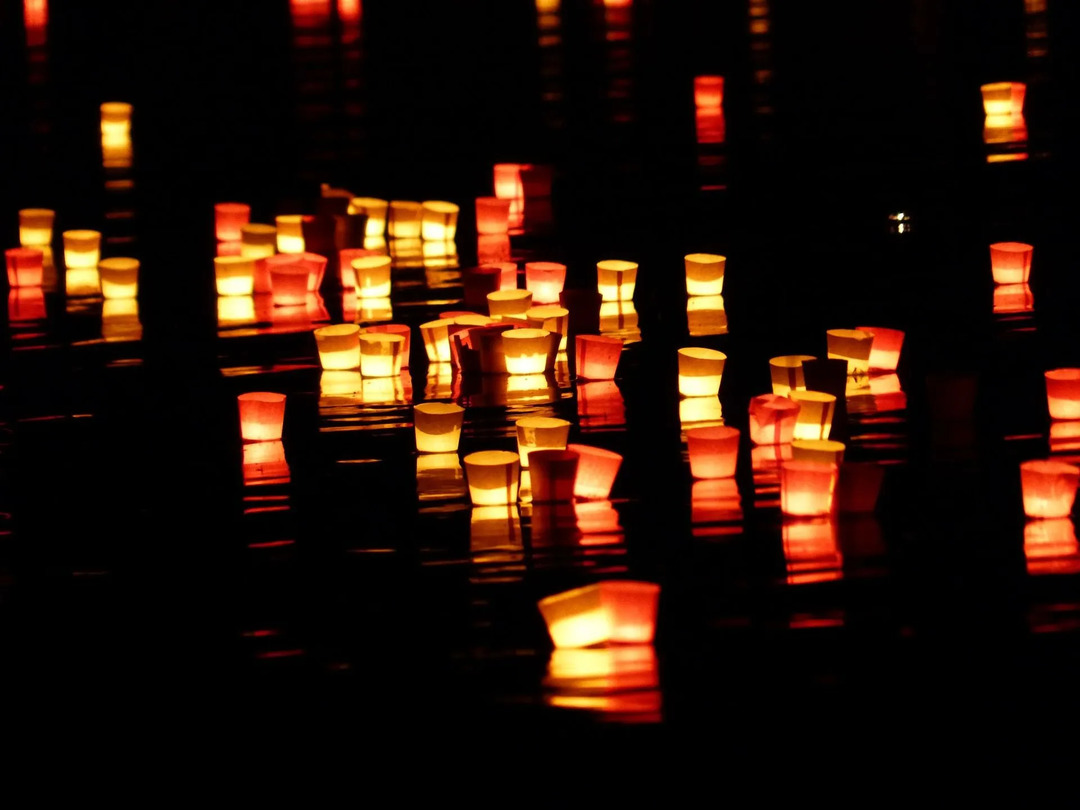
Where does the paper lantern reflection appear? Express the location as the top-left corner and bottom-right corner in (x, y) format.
(530, 449), (580, 503)
(780, 460), (838, 517)
(420, 201), (459, 241)
(388, 201), (423, 238)
(544, 645), (658, 693)
(694, 75), (724, 109)
(214, 256), (255, 296)
(1021, 460), (1079, 519)
(8, 288), (46, 322)
(18, 208), (54, 247)
(1046, 369), (1080, 421)
(416, 453), (466, 502)
(597, 260), (638, 302)
(503, 329), (558, 374)
(525, 262), (567, 304)
(475, 197), (511, 235)
(748, 393), (800, 445)
(351, 255), (392, 298)
(525, 305), (568, 350)
(214, 203), (250, 242)
(358, 332), (404, 377)
(679, 396), (724, 429)
(98, 257), (139, 299)
(463, 450), (521, 505)
(769, 355), (814, 396)
(575, 335), (622, 380)
(578, 380), (627, 429)
(493, 163), (525, 229)
(101, 299), (141, 341)
(677, 347), (726, 397)
(789, 390), (836, 440)
(1024, 519), (1080, 576)
(100, 102), (132, 143)
(413, 402), (464, 453)
(242, 440), (290, 485)
(5, 248), (44, 287)
(488, 289), (533, 319)
(989, 242), (1033, 285)
(566, 443), (622, 500)
(240, 224), (277, 260)
(686, 426), (740, 478)
(826, 329), (874, 375)
(319, 370), (363, 398)
(238, 392), (286, 442)
(217, 295), (256, 327)
(981, 81), (1025, 117)
(855, 325), (904, 373)
(538, 581), (660, 648)
(791, 439), (845, 466)
(314, 324), (361, 370)
(516, 416), (571, 469)
(686, 295), (728, 337)
(684, 253), (725, 296)
(477, 234), (511, 265)
(356, 296), (393, 323)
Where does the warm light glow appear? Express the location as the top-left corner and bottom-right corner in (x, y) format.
(791, 439), (845, 466)
(18, 208), (54, 248)
(993, 283), (1034, 314)
(299, 252), (327, 293)
(516, 416), (571, 470)
(578, 380), (626, 428)
(769, 354), (815, 396)
(5, 248), (44, 288)
(575, 334), (622, 380)
(781, 460), (838, 517)
(525, 261), (567, 304)
(503, 328), (558, 374)
(538, 581), (660, 649)
(24, 0), (48, 45)
(826, 328), (874, 375)
(413, 402), (464, 453)
(475, 197), (511, 235)
(101, 298), (141, 341)
(214, 203), (250, 242)
(1046, 369), (1080, 421)
(678, 347), (726, 397)
(266, 254), (309, 306)
(357, 296), (393, 323)
(416, 452), (466, 502)
(565, 443), (622, 500)
(240, 224), (277, 260)
(783, 518), (842, 584)
(314, 324), (361, 370)
(388, 201), (423, 239)
(526, 305), (569, 350)
(789, 390), (836, 441)
(493, 164), (526, 229)
(989, 242), (1033, 285)
(530, 449), (580, 503)
(242, 440), (289, 485)
(463, 450), (521, 505)
(348, 198), (388, 237)
(691, 478), (743, 526)
(63, 230), (102, 297)
(358, 332), (404, 377)
(477, 234), (512, 265)
(214, 256), (255, 296)
(336, 248), (374, 290)
(981, 81), (1026, 117)
(856, 325), (904, 373)
(1024, 519), (1080, 576)
(238, 392), (286, 442)
(274, 215), (306, 254)
(420, 201), (459, 241)
(694, 75), (724, 109)
(686, 295), (728, 337)
(1021, 460), (1080, 519)
(362, 324), (410, 368)
(679, 396), (724, 429)
(487, 289), (533, 319)
(8, 288), (45, 322)
(684, 253), (725, 296)
(338, 0), (361, 22)
(352, 254), (392, 298)
(360, 374), (409, 405)
(98, 257), (139, 300)
(217, 295), (256, 327)
(544, 645), (657, 693)
(748, 393), (800, 445)
(686, 426), (740, 478)
(597, 260), (638, 302)
(100, 102), (132, 145)
(420, 319), (454, 363)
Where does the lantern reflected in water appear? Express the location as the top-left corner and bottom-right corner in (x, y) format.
(475, 197), (511, 235)
(576, 335), (622, 380)
(420, 201), (459, 241)
(413, 402), (464, 453)
(1024, 519), (1080, 576)
(242, 440), (290, 485)
(9, 288), (46, 322)
(214, 203), (250, 242)
(477, 234), (511, 265)
(783, 518), (842, 584)
(352, 255), (392, 298)
(488, 289), (533, 319)
(516, 416), (570, 472)
(981, 81), (1025, 117)
(363, 324), (410, 368)
(98, 257), (139, 299)
(63, 230), (102, 297)
(493, 163), (525, 229)
(525, 261), (567, 304)
(1021, 460), (1079, 519)
(694, 75), (724, 109)
(240, 224), (277, 260)
(100, 102), (133, 162)
(1046, 369), (1080, 421)
(826, 329), (874, 375)
(679, 396), (724, 430)
(19, 208), (54, 248)
(780, 460), (838, 517)
(388, 201), (423, 238)
(416, 453), (466, 502)
(544, 645), (658, 693)
(531, 449), (580, 503)
(856, 326), (904, 373)
(357, 296), (393, 323)
(420, 319), (454, 363)
(678, 347), (726, 397)
(100, 299), (141, 341)
(360, 373), (410, 406)
(989, 242), (1033, 285)
(314, 324), (361, 370)
(538, 581), (659, 648)
(791, 439), (845, 466)
(993, 283), (1034, 314)
(686, 426), (740, 479)
(5, 248), (44, 287)
(319, 370), (362, 398)
(684, 253), (725, 296)
(749, 393), (800, 445)
(599, 300), (640, 341)
(274, 215), (306, 254)
(686, 295), (728, 337)
(789, 390), (836, 440)
(214, 256), (255, 296)
(597, 260), (637, 302)
(238, 392), (286, 442)
(217, 295), (256, 327)
(358, 332), (404, 377)
(769, 354), (814, 396)
(578, 380), (626, 429)
(463, 450), (521, 505)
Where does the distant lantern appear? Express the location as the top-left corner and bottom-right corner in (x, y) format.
(826, 329), (874, 375)
(352, 254), (392, 298)
(214, 203), (250, 242)
(214, 256), (255, 297)
(413, 402), (465, 453)
(238, 392), (286, 442)
(100, 101), (132, 145)
(677, 347), (726, 397)
(567, 443), (622, 500)
(420, 319), (455, 363)
(18, 208), (55, 247)
(266, 254), (309, 306)
(769, 354), (815, 396)
(576, 334), (623, 380)
(338, 247), (376, 290)
(388, 201), (423, 238)
(596, 260), (638, 302)
(274, 215), (306, 254)
(463, 450), (521, 505)
(525, 261), (567, 304)
(314, 323), (361, 370)
(493, 163), (525, 229)
(516, 416), (571, 470)
(62, 229), (102, 296)
(686, 426), (740, 479)
(989, 242), (1033, 285)
(98, 257), (139, 299)
(358, 332), (404, 377)
(348, 198), (389, 237)
(1021, 459), (1080, 519)
(503, 328), (558, 375)
(789, 390), (837, 441)
(364, 323), (411, 368)
(420, 201), (459, 241)
(980, 81), (1026, 117)
(240, 223), (277, 260)
(300, 252), (328, 292)
(684, 253), (725, 296)
(791, 439), (845, 466)
(530, 449), (580, 504)
(748, 393), (801, 445)
(1046, 369), (1080, 421)
(537, 580), (660, 649)
(475, 197), (512, 235)
(694, 75), (724, 109)
(780, 460), (838, 517)
(487, 289), (533, 319)
(5, 248), (44, 288)
(856, 325), (905, 373)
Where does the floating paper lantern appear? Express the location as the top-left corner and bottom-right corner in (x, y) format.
(503, 328), (558, 374)
(679, 395), (724, 429)
(98, 257), (139, 299)
(677, 347), (726, 397)
(348, 198), (389, 237)
(214, 203), (250, 242)
(694, 75), (724, 109)
(566, 443), (623, 500)
(420, 201), (459, 241)
(299, 252), (328, 292)
(358, 332), (404, 377)
(363, 324), (411, 368)
(420, 319), (454, 363)
(525, 261), (567, 304)
(531, 449), (580, 503)
(314, 323), (361, 370)
(1021, 459), (1080, 519)
(238, 392), (286, 442)
(1046, 369), (1080, 421)
(575, 334), (622, 380)
(780, 460), (838, 517)
(463, 450), (521, 505)
(769, 354), (814, 396)
(686, 426), (740, 479)
(413, 402), (464, 453)
(487, 289), (533, 318)
(493, 163), (525, 229)
(597, 260), (638, 302)
(5, 248), (44, 287)
(989, 242), (1033, 285)
(18, 208), (54, 247)
(748, 393), (800, 445)
(388, 201), (423, 238)
(273, 215), (305, 254)
(240, 223), (277, 260)
(856, 325), (904, 373)
(684, 253), (725, 296)
(826, 329), (874, 375)
(981, 81), (1025, 117)
(538, 580), (660, 648)
(213, 256), (255, 297)
(516, 416), (571, 469)
(791, 439), (845, 466)
(338, 247), (376, 290)
(789, 390), (836, 441)
(266, 254), (309, 306)
(526, 305), (569, 350)
(475, 197), (511, 235)
(352, 254), (392, 298)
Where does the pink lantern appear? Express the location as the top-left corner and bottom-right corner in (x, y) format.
(363, 324), (411, 368)
(686, 426), (740, 479)
(1021, 459), (1080, 519)
(567, 443), (623, 500)
(493, 163), (526, 229)
(856, 325), (905, 373)
(1045, 369), (1080, 421)
(538, 580), (660, 648)
(214, 202), (251, 242)
(266, 254), (309, 306)
(989, 242), (1033, 285)
(5, 247), (44, 287)
(748, 394), (800, 445)
(475, 197), (512, 235)
(530, 449), (581, 504)
(575, 334), (623, 381)
(525, 261), (567, 304)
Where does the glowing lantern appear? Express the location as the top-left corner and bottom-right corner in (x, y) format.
(487, 289), (533, 319)
(538, 581), (660, 648)
(463, 450), (521, 505)
(338, 247), (375, 290)
(493, 163), (525, 229)
(780, 460), (838, 517)
(420, 319), (454, 363)
(856, 325), (904, 373)
(100, 101), (132, 145)
(358, 332), (404, 377)
(826, 329), (874, 375)
(299, 252), (328, 292)
(789, 390), (836, 441)
(18, 208), (54, 247)
(1045, 369), (1080, 420)
(769, 354), (814, 396)
(5, 248), (44, 287)
(98, 257), (139, 299)
(679, 396), (724, 429)
(240, 223), (277, 259)
(352, 255), (392, 298)
(275, 215), (306, 254)
(989, 242), (1033, 285)
(412, 402), (464, 453)
(388, 201), (423, 238)
(597, 260), (638, 302)
(62, 229), (102, 296)
(420, 201), (459, 241)
(213, 256), (255, 297)
(1021, 460), (1080, 519)
(694, 75), (724, 109)
(266, 254), (309, 306)
(516, 416), (571, 470)
(791, 439), (845, 466)
(566, 443), (622, 500)
(503, 328), (558, 374)
(981, 81), (1025, 117)
(684, 253), (725, 296)
(363, 324), (410, 368)
(477, 234), (512, 265)
(464, 263), (516, 310)
(475, 197), (511, 235)
(530, 449), (580, 503)
(314, 323), (361, 370)
(748, 393), (800, 445)
(217, 295), (256, 327)
(238, 392), (286, 442)
(348, 198), (388, 238)
(524, 305), (568, 349)
(687, 295), (728, 337)
(525, 261), (567, 304)
(214, 203), (250, 242)
(575, 334), (622, 380)
(686, 426), (740, 478)
(677, 347), (726, 397)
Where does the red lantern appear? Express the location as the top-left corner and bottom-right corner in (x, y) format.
(493, 163), (526, 229)
(748, 393), (800, 445)
(575, 334), (622, 381)
(5, 247), (44, 287)
(856, 325), (905, 373)
(989, 242), (1033, 285)
(238, 392), (286, 442)
(530, 449), (580, 504)
(567, 443), (622, 500)
(538, 580), (660, 648)
(266, 254), (308, 306)
(475, 196), (512, 235)
(525, 261), (566, 304)
(1045, 369), (1080, 421)
(686, 426), (740, 479)
(214, 202), (250, 242)
(780, 460), (838, 517)
(1021, 459), (1080, 519)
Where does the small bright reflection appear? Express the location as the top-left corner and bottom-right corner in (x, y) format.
(993, 283), (1035, 314)
(575, 500), (624, 545)
(691, 478), (743, 528)
(9, 288), (47, 323)
(471, 505), (523, 554)
(577, 380), (626, 430)
(425, 362), (455, 400)
(360, 372), (410, 405)
(686, 295), (728, 336)
(319, 370), (363, 399)
(1025, 519), (1080, 575)
(679, 396), (724, 431)
(217, 295), (257, 328)
(599, 300), (640, 343)
(243, 440), (290, 485)
(783, 518), (843, 584)
(356, 296), (393, 323)
(416, 453), (466, 502)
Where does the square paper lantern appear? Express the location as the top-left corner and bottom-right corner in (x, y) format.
(214, 256), (255, 296)
(413, 402), (464, 453)
(238, 392), (286, 442)
(388, 201), (423, 238)
(463, 450), (521, 505)
(348, 198), (389, 237)
(537, 581), (660, 648)
(274, 215), (306, 254)
(314, 324), (361, 370)
(769, 355), (815, 396)
(567, 443), (622, 500)
(475, 197), (511, 235)
(266, 254), (309, 306)
(678, 347), (726, 397)
(5, 248), (44, 287)
(686, 426), (740, 478)
(791, 439), (845, 466)
(358, 332), (404, 377)
(780, 460), (838, 517)
(1021, 460), (1080, 519)
(684, 253), (725, 296)
(597, 260), (638, 302)
(19, 208), (55, 247)
(576, 335), (623, 380)
(493, 163), (525, 229)
(421, 201), (459, 241)
(530, 449), (581, 503)
(748, 393), (800, 445)
(989, 242), (1033, 285)
(240, 224), (277, 259)
(789, 390), (836, 441)
(214, 203), (250, 242)
(503, 329), (559, 374)
(488, 289), (533, 319)
(98, 257), (139, 299)
(826, 329), (874, 375)
(352, 255), (392, 298)
(525, 261), (567, 304)
(1046, 369), (1080, 421)
(856, 325), (904, 373)
(517, 416), (571, 469)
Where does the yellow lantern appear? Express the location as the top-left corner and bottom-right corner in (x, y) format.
(677, 347), (726, 397)
(275, 215), (306, 254)
(348, 197), (389, 237)
(98, 257), (139, 299)
(826, 328), (874, 375)
(538, 581), (660, 648)
(503, 328), (559, 375)
(352, 255), (392, 298)
(388, 201), (423, 238)
(769, 354), (815, 396)
(684, 253), (725, 296)
(214, 256), (256, 296)
(63, 229), (102, 297)
(791, 439), (845, 466)
(463, 450), (521, 505)
(313, 324), (361, 370)
(413, 402), (465, 453)
(420, 201), (459, 241)
(358, 332), (404, 377)
(596, 259), (638, 302)
(19, 208), (55, 247)
(789, 390), (837, 441)
(516, 416), (571, 470)
(240, 224), (277, 259)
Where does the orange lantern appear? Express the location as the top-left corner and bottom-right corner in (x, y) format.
(413, 402), (464, 453)
(214, 203), (250, 242)
(18, 208), (54, 248)
(791, 439), (845, 466)
(314, 323), (361, 370)
(420, 319), (454, 363)
(477, 234), (511, 265)
(538, 580), (660, 648)
(62, 229), (102, 297)
(525, 261), (567, 304)
(363, 324), (411, 368)
(388, 201), (423, 238)
(686, 426), (740, 478)
(748, 393), (800, 445)
(566, 443), (622, 500)
(989, 242), (1033, 285)
(464, 263), (517, 311)
(240, 223), (277, 261)
(575, 334), (622, 380)
(694, 75), (724, 109)
(1021, 459), (1080, 519)
(503, 328), (558, 374)
(855, 325), (904, 373)
(352, 254), (392, 298)
(421, 201), (459, 241)
(5, 248), (44, 287)
(981, 81), (1025, 117)
(780, 459), (838, 517)
(1046, 369), (1080, 420)
(266, 254), (308, 306)
(463, 450), (521, 505)
(525, 305), (568, 349)
(214, 256), (255, 296)
(596, 260), (638, 302)
(769, 354), (815, 396)
(789, 390), (836, 440)
(98, 257), (139, 299)
(677, 347), (726, 397)
(826, 328), (874, 375)
(475, 197), (511, 235)
(1024, 519), (1080, 576)
(238, 392), (286, 442)
(358, 332), (404, 377)
(487, 289), (533, 319)
(530, 449), (580, 503)
(348, 198), (388, 237)
(516, 416), (570, 469)
(493, 163), (525, 229)
(684, 253), (725, 296)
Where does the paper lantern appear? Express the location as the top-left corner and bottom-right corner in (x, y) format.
(5, 248), (44, 287)
(475, 197), (511, 235)
(538, 580), (660, 648)
(780, 460), (838, 517)
(420, 319), (454, 363)
(463, 450), (521, 505)
(298, 252), (327, 292)
(266, 254), (308, 306)
(213, 256), (255, 297)
(242, 439), (289, 484)
(488, 289), (533, 318)
(240, 223), (277, 260)
(314, 323), (360, 370)
(274, 215), (306, 254)
(678, 347), (726, 397)
(525, 261), (567, 304)
(348, 198), (388, 237)
(791, 439), (845, 466)
(694, 75), (723, 109)
(564, 443), (622, 500)
(826, 329), (874, 375)
(361, 324), (410, 368)
(388, 201), (423, 238)
(98, 257), (139, 299)
(684, 253), (725, 296)
(769, 354), (814, 396)
(748, 393), (800, 445)
(214, 203), (250, 242)
(1045, 369), (1080, 420)
(516, 416), (571, 469)
(18, 208), (54, 247)
(358, 332), (404, 377)
(420, 201), (459, 241)
(789, 390), (836, 441)
(989, 242), (1033, 285)
(493, 163), (525, 229)
(62, 230), (102, 296)
(686, 295), (728, 337)
(412, 402), (464, 453)
(1021, 460), (1080, 519)
(217, 295), (256, 327)
(352, 255), (392, 298)
(238, 392), (286, 442)
(981, 81), (1025, 117)
(597, 260), (638, 302)
(686, 425), (740, 478)
(856, 325), (904, 373)
(575, 334), (622, 380)
(503, 328), (558, 374)
(530, 449), (580, 503)
(100, 101), (132, 145)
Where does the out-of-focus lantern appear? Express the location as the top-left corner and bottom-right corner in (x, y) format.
(791, 439), (845, 466)
(214, 256), (255, 297)
(694, 75), (724, 109)
(475, 197), (511, 235)
(238, 392), (286, 442)
(538, 581), (660, 648)
(314, 323), (361, 370)
(417, 452), (466, 502)
(465, 263), (516, 311)
(217, 295), (256, 327)
(348, 198), (389, 237)
(421, 201), (459, 241)
(98, 257), (139, 299)
(1021, 459), (1080, 519)
(525, 261), (567, 304)
(214, 203), (250, 242)
(363, 324), (411, 368)
(299, 252), (327, 292)
(567, 443), (622, 500)
(677, 347), (726, 397)
(338, 248), (375, 290)
(388, 201), (423, 238)
(503, 328), (558, 374)
(1046, 369), (1080, 421)
(531, 449), (580, 503)
(477, 234), (512, 265)
(993, 283), (1034, 314)
(358, 332), (404, 377)
(989, 242), (1033, 285)
(240, 224), (277, 260)
(826, 329), (874, 375)
(352, 254), (392, 298)
(62, 229), (102, 296)
(576, 334), (622, 380)
(597, 260), (638, 302)
(769, 354), (815, 396)
(780, 459), (838, 517)
(420, 319), (454, 363)
(488, 289), (533, 319)
(684, 253), (725, 296)
(18, 208), (54, 248)
(5, 248), (44, 287)
(274, 215), (306, 254)
(526, 305), (569, 350)
(981, 81), (1026, 117)
(493, 163), (525, 229)
(748, 393), (800, 445)
(463, 450), (521, 505)
(516, 416), (571, 469)
(789, 390), (836, 441)
(266, 254), (309, 306)
(686, 425), (740, 478)
(856, 325), (904, 373)
(413, 402), (464, 453)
